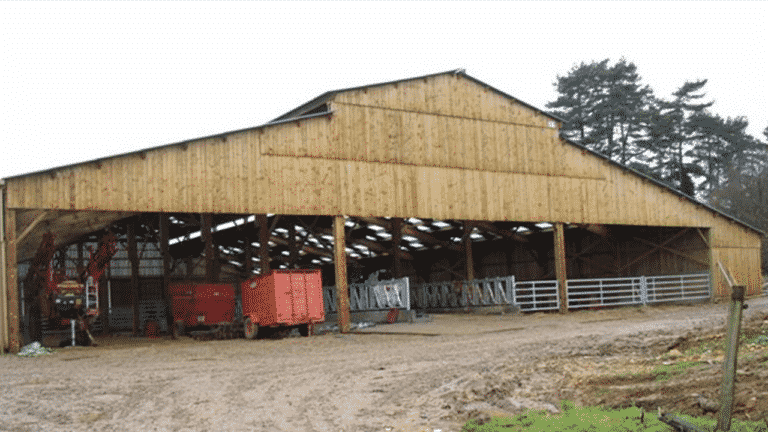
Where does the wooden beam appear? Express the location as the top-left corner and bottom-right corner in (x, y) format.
(392, 217), (403, 278)
(316, 226), (414, 260)
(620, 228), (692, 272)
(356, 216), (460, 251)
(127, 218), (140, 336)
(632, 236), (709, 267)
(696, 228), (710, 248)
(258, 214), (270, 274)
(474, 221), (528, 243)
(334, 216), (350, 333)
(269, 234), (332, 258)
(4, 208), (20, 353)
(16, 211), (49, 245)
(578, 223), (610, 237)
(554, 222), (568, 313)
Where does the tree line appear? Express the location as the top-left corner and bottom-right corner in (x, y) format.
(547, 59), (768, 255)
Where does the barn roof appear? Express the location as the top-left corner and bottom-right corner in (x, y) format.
(270, 68), (565, 124)
(1, 69), (762, 247)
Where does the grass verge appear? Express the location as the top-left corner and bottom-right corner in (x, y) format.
(461, 402), (768, 432)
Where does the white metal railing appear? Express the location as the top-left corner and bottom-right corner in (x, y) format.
(512, 280), (560, 311)
(567, 272), (710, 309)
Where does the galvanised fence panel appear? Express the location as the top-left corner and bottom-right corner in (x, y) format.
(324, 272), (710, 315)
(645, 273), (710, 304)
(412, 276), (517, 310)
(323, 277), (410, 313)
(512, 280), (560, 312)
(567, 277), (645, 309)
(567, 272), (710, 309)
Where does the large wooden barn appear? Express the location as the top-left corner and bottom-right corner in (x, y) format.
(1, 70), (763, 353)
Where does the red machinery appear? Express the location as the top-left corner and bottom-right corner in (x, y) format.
(168, 269), (325, 340)
(168, 282), (238, 338)
(27, 232), (117, 345)
(240, 269), (325, 339)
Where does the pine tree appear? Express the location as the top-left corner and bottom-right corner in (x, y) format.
(547, 59), (655, 166)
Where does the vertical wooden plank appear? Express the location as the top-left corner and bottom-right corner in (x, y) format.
(554, 222), (568, 313)
(334, 215), (350, 333)
(127, 218), (140, 336)
(3, 208), (19, 352)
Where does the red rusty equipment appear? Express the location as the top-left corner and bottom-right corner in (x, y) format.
(168, 282), (237, 337)
(26, 231), (117, 346)
(241, 269), (325, 339)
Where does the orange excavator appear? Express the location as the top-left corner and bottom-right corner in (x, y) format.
(25, 232), (117, 346)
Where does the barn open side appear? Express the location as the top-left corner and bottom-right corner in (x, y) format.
(2, 70), (763, 353)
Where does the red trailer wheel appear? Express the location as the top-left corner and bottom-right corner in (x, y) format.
(244, 317), (258, 340)
(172, 321), (185, 338)
(299, 323), (311, 337)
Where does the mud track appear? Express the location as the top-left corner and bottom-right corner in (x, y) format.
(2, 297), (767, 432)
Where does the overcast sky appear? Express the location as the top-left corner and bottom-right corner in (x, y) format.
(2, 1), (766, 179)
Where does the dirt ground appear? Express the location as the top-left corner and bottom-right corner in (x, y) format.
(2, 297), (767, 432)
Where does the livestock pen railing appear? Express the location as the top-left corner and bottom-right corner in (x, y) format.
(566, 272), (711, 309)
(410, 277), (560, 312)
(322, 272), (710, 314)
(324, 278), (410, 313)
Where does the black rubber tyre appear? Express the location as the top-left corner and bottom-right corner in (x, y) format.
(172, 321), (185, 338)
(298, 323), (311, 337)
(244, 317), (258, 340)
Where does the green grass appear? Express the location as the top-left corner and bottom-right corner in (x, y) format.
(461, 401), (768, 432)
(650, 360), (706, 382)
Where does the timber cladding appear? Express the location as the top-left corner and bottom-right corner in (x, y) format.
(4, 71), (763, 295)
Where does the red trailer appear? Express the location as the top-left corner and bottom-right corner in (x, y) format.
(168, 282), (237, 338)
(240, 269), (325, 339)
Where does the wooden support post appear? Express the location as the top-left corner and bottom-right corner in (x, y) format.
(77, 241), (84, 277)
(463, 221), (476, 306)
(3, 208), (20, 353)
(258, 214), (270, 274)
(201, 214), (215, 282)
(554, 222), (568, 313)
(127, 218), (140, 336)
(288, 223), (298, 269)
(463, 221), (475, 281)
(159, 214), (174, 337)
(242, 219), (253, 276)
(103, 257), (111, 335)
(392, 217), (403, 279)
(334, 215), (350, 333)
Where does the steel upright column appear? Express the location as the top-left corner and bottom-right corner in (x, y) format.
(334, 215), (350, 333)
